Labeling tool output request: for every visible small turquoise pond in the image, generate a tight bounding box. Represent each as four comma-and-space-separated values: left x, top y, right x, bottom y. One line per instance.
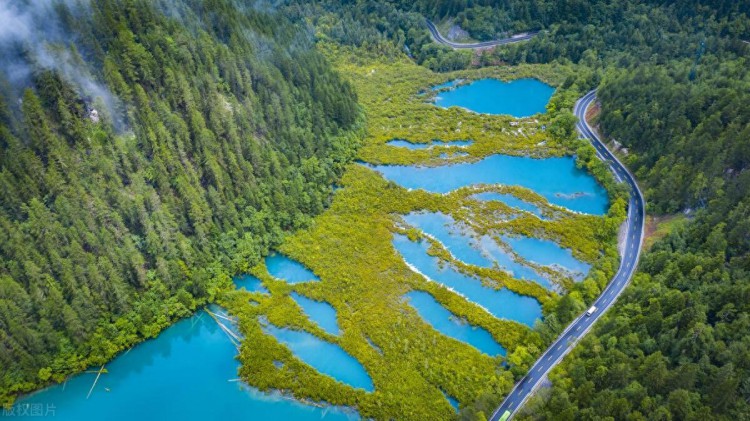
403, 212, 552, 289
369, 154, 609, 215
434, 78, 554, 117
404, 212, 490, 268
266, 253, 320, 283
291, 292, 340, 336
14, 311, 356, 420
406, 291, 505, 356
443, 391, 460, 411
504, 236, 591, 280
234, 274, 270, 294
262, 323, 374, 392
472, 192, 545, 219
393, 234, 542, 327
387, 139, 473, 150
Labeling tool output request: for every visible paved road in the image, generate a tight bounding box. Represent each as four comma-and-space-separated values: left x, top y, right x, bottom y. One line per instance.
489, 90, 646, 420
426, 20, 537, 49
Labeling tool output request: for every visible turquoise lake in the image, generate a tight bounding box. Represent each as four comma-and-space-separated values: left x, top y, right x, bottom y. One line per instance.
434, 78, 554, 117
393, 234, 542, 327
369, 154, 609, 215
403, 212, 553, 289
234, 273, 270, 294
14, 311, 357, 420
406, 290, 505, 356
503, 235, 591, 280
266, 253, 320, 283
444, 392, 460, 411
403, 212, 494, 268
260, 323, 374, 392
290, 292, 340, 336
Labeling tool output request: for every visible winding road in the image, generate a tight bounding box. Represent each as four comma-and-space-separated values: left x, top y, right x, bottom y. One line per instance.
425, 20, 537, 49
489, 91, 646, 420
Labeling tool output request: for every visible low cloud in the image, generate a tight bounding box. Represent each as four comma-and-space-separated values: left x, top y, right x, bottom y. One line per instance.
0, 1, 124, 129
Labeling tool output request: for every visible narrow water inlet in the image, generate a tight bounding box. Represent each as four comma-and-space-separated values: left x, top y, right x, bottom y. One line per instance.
403, 211, 553, 289
290, 292, 341, 336
393, 234, 543, 327
261, 322, 375, 392
233, 273, 270, 294
471, 191, 546, 219
405, 290, 506, 356
266, 252, 321, 284
503, 235, 591, 280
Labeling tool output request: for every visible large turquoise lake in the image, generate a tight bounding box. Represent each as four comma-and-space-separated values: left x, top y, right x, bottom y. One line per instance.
434, 78, 555, 117
370, 154, 609, 215
14, 311, 357, 420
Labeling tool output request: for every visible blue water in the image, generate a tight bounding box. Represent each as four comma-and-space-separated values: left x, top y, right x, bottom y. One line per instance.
478, 236, 553, 289
393, 234, 542, 327
404, 212, 490, 267
369, 154, 609, 215
443, 391, 460, 411
266, 253, 320, 283
472, 192, 544, 218
234, 274, 270, 294
14, 311, 356, 420
290, 292, 340, 336
503, 236, 591, 280
261, 323, 374, 392
434, 78, 554, 117
403, 212, 552, 289
406, 291, 505, 356
386, 139, 473, 150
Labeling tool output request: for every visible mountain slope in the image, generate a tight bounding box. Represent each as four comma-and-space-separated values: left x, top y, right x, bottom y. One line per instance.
0, 0, 360, 404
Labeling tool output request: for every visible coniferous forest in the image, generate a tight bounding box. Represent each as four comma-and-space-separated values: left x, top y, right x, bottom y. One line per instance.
0, 0, 360, 403
2, 0, 750, 420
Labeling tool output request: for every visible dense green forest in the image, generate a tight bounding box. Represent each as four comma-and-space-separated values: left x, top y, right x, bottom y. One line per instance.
521, 33, 750, 421
286, 0, 750, 71
0, 0, 360, 404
